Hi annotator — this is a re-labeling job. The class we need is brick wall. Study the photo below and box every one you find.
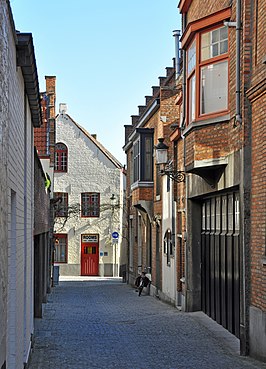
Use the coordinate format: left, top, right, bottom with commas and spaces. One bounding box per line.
248, 8, 266, 314
245, 0, 266, 359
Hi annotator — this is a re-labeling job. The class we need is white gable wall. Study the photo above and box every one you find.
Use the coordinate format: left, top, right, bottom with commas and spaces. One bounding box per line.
162, 177, 176, 304
54, 113, 123, 276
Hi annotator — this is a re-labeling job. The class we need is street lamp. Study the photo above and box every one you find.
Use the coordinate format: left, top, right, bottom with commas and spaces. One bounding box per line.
110, 193, 116, 210
154, 138, 186, 183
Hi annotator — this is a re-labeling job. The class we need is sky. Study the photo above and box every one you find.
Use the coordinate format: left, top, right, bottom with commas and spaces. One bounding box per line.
11, 0, 181, 165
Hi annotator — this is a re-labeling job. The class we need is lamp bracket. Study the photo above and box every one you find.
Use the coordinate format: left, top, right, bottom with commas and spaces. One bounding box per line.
160, 161, 186, 183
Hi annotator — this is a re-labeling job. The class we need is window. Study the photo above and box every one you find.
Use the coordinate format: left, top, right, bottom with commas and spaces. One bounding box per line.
164, 229, 173, 265
187, 41, 196, 124
54, 192, 68, 217
55, 143, 68, 172
156, 165, 161, 197
189, 74, 196, 123
201, 26, 228, 61
133, 141, 140, 182
132, 128, 154, 184
54, 234, 67, 263
187, 40, 196, 75
186, 25, 229, 124
81, 193, 100, 217
200, 61, 228, 115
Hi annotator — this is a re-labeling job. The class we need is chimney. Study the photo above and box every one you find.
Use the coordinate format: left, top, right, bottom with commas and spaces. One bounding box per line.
173, 30, 181, 78
45, 76, 56, 94
59, 103, 67, 114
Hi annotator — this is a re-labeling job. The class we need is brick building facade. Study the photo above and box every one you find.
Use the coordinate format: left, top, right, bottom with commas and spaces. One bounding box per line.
123, 61, 184, 303
177, 0, 265, 360
124, 0, 265, 362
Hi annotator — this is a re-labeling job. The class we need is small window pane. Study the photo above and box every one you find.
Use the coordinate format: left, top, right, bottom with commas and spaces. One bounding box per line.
212, 43, 219, 57
212, 29, 219, 43
187, 40, 196, 75
220, 26, 228, 41
220, 40, 228, 55
201, 26, 228, 61
189, 74, 196, 123
133, 141, 140, 182
200, 61, 228, 115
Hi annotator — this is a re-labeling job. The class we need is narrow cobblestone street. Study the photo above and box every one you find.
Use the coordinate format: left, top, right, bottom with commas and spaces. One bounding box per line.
28, 278, 266, 369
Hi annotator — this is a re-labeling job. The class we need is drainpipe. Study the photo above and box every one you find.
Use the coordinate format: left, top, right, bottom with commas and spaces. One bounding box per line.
173, 30, 181, 78
224, 0, 242, 124
172, 29, 181, 306
235, 0, 242, 124
180, 13, 188, 311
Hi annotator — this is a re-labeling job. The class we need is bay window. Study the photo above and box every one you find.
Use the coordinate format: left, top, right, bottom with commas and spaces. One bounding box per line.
186, 25, 229, 124
132, 128, 154, 184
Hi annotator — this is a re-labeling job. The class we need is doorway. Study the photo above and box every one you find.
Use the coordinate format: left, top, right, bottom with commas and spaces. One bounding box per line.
201, 192, 240, 337
81, 234, 99, 276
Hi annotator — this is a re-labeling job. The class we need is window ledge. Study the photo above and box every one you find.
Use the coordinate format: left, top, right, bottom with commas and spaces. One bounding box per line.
131, 181, 154, 191
183, 114, 230, 136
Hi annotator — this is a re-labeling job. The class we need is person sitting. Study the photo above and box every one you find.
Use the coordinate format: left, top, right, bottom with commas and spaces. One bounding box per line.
134, 272, 150, 296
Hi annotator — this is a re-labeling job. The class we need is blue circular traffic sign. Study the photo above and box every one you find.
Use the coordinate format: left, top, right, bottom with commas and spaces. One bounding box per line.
112, 232, 119, 239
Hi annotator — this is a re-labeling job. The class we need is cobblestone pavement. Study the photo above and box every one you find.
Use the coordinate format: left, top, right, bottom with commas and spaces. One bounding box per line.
28, 277, 266, 369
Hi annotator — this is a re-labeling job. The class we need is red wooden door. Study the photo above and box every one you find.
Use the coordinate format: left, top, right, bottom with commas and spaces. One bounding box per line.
81, 234, 99, 276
